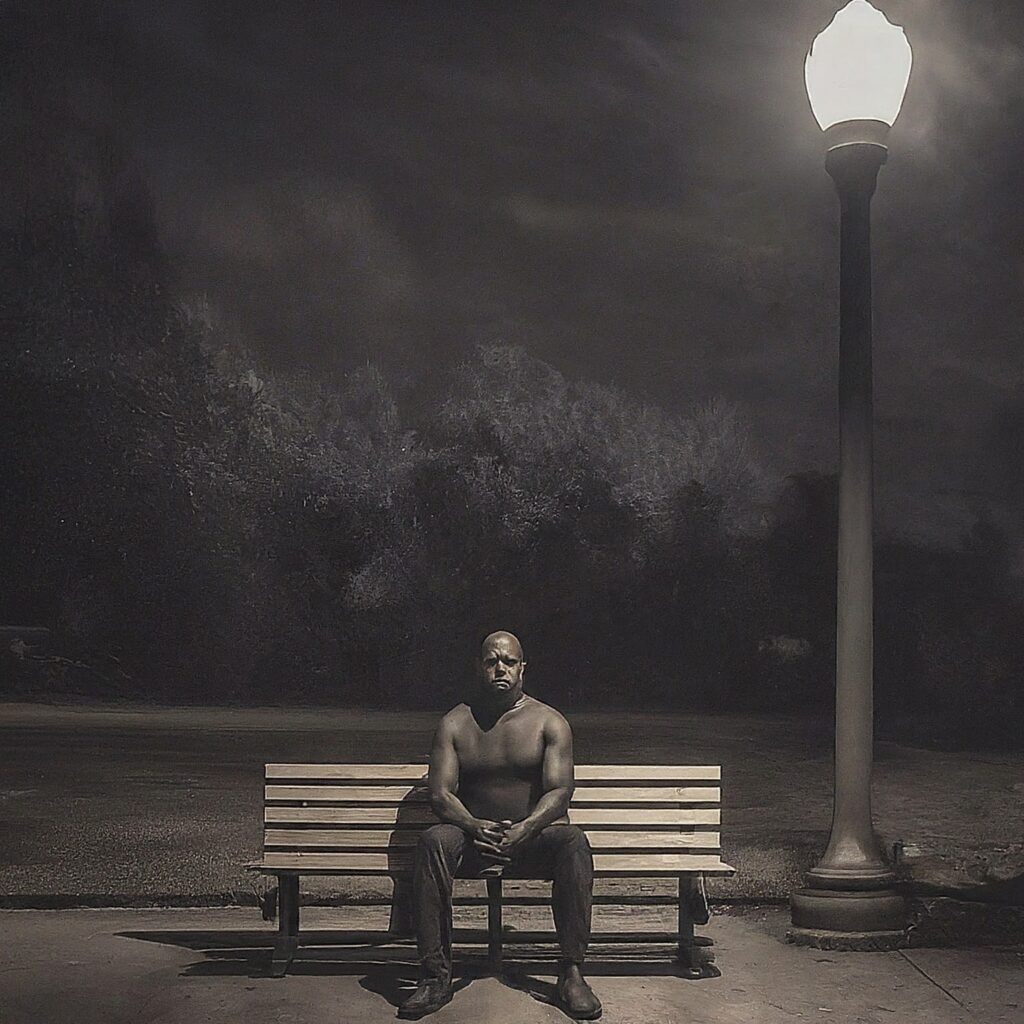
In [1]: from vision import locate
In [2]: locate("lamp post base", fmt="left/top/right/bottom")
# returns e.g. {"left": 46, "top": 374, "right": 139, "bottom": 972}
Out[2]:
{"left": 787, "top": 926, "right": 905, "bottom": 951}
{"left": 790, "top": 888, "right": 906, "bottom": 949}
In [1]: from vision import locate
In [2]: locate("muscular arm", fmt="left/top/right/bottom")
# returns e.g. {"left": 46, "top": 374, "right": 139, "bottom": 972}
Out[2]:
{"left": 426, "top": 713, "right": 477, "bottom": 831}
{"left": 519, "top": 712, "right": 575, "bottom": 837}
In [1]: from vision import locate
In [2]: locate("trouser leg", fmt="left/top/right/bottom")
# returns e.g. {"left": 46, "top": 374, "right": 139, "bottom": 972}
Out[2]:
{"left": 413, "top": 824, "right": 467, "bottom": 980}
{"left": 514, "top": 824, "right": 594, "bottom": 964}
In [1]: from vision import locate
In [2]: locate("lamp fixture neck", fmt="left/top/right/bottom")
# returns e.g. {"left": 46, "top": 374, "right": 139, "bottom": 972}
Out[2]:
{"left": 826, "top": 142, "right": 887, "bottom": 200}
{"left": 824, "top": 118, "right": 891, "bottom": 151}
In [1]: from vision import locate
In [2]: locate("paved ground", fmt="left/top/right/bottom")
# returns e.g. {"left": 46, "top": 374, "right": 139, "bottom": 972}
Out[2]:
{"left": 1, "top": 703, "right": 1022, "bottom": 904}
{"left": 1, "top": 905, "right": 1021, "bottom": 1024}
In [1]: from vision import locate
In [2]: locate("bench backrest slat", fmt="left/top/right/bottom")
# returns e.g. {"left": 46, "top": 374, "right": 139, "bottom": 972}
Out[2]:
{"left": 265, "top": 763, "right": 721, "bottom": 782}
{"left": 267, "top": 764, "right": 428, "bottom": 780}
{"left": 264, "top": 806, "right": 721, "bottom": 826}
{"left": 264, "top": 828, "right": 721, "bottom": 850}
{"left": 264, "top": 784, "right": 719, "bottom": 804}
{"left": 260, "top": 851, "right": 728, "bottom": 875}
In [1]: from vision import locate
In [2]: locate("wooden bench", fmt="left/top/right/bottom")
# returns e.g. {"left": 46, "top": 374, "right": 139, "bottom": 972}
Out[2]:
{"left": 252, "top": 763, "right": 735, "bottom": 977}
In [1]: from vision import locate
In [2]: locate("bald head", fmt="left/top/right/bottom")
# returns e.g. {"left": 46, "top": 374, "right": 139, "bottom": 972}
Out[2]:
{"left": 478, "top": 630, "right": 527, "bottom": 704}
{"left": 481, "top": 630, "right": 524, "bottom": 661}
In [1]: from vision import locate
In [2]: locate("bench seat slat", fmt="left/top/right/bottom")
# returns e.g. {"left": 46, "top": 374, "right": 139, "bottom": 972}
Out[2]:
{"left": 265, "top": 807, "right": 721, "bottom": 826}
{"left": 259, "top": 851, "right": 733, "bottom": 874}
{"left": 258, "top": 866, "right": 736, "bottom": 877}
{"left": 265, "top": 785, "right": 720, "bottom": 804}
{"left": 265, "top": 764, "right": 721, "bottom": 782}
{"left": 264, "top": 829, "right": 722, "bottom": 851}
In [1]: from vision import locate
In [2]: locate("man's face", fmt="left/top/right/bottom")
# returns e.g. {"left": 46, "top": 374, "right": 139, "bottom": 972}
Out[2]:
{"left": 479, "top": 635, "right": 525, "bottom": 700}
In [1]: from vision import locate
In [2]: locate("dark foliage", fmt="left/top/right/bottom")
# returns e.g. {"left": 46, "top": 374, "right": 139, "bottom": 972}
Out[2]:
{"left": 1, "top": 29, "right": 1021, "bottom": 749}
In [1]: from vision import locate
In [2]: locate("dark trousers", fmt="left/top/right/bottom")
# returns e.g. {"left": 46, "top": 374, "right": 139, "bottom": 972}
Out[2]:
{"left": 412, "top": 822, "right": 594, "bottom": 980}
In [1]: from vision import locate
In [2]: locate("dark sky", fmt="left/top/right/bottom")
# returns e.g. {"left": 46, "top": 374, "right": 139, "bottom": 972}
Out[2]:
{"left": 5, "top": 1, "right": 1024, "bottom": 550}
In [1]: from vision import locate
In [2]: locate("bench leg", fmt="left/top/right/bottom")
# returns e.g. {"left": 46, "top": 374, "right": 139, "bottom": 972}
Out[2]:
{"left": 270, "top": 875, "right": 300, "bottom": 978}
{"left": 677, "top": 874, "right": 696, "bottom": 967}
{"left": 486, "top": 876, "right": 503, "bottom": 970}
{"left": 677, "top": 875, "right": 719, "bottom": 978}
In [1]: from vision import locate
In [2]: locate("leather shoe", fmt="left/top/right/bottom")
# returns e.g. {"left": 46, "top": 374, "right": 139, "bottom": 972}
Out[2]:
{"left": 397, "top": 977, "right": 453, "bottom": 1019}
{"left": 557, "top": 965, "right": 602, "bottom": 1020}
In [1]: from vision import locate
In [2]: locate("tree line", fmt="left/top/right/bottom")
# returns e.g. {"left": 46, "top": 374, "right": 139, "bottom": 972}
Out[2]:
{"left": 1, "top": 64, "right": 1021, "bottom": 749}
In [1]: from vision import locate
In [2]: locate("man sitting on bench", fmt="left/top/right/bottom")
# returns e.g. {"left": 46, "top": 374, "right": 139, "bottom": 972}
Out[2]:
{"left": 399, "top": 630, "right": 602, "bottom": 1020}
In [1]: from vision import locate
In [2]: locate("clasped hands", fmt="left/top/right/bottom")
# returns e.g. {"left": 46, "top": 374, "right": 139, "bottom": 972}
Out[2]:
{"left": 470, "top": 817, "right": 535, "bottom": 865}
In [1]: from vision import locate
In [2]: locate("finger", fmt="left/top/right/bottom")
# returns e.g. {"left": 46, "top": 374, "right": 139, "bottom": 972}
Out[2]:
{"left": 477, "top": 843, "right": 512, "bottom": 860}
{"left": 476, "top": 850, "right": 511, "bottom": 865}
{"left": 473, "top": 839, "right": 504, "bottom": 856}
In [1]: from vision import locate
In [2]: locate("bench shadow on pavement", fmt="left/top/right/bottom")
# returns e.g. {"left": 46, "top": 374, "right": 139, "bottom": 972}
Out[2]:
{"left": 116, "top": 928, "right": 709, "bottom": 1009}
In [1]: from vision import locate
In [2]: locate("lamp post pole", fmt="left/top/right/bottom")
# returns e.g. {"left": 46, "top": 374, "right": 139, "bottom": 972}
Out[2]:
{"left": 820, "top": 132, "right": 890, "bottom": 890}
{"left": 790, "top": 119, "right": 905, "bottom": 948}
{"left": 791, "top": 1, "right": 912, "bottom": 947}
{"left": 819, "top": 125, "right": 892, "bottom": 888}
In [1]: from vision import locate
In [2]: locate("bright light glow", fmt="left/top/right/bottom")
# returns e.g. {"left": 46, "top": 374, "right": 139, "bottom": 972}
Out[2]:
{"left": 805, "top": 1, "right": 912, "bottom": 130}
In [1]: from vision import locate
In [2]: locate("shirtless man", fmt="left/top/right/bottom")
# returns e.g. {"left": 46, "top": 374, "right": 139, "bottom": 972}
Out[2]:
{"left": 398, "top": 631, "right": 602, "bottom": 1020}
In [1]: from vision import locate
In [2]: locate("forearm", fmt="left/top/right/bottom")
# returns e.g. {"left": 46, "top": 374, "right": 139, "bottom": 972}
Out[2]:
{"left": 521, "top": 786, "right": 572, "bottom": 835}
{"left": 430, "top": 789, "right": 483, "bottom": 832}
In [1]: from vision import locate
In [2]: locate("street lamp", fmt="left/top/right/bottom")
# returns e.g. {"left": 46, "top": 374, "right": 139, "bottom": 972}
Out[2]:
{"left": 790, "top": 1, "right": 912, "bottom": 947}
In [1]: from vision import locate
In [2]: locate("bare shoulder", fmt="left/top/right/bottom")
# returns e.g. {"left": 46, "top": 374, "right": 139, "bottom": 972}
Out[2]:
{"left": 524, "top": 696, "right": 572, "bottom": 738}
{"left": 435, "top": 703, "right": 473, "bottom": 735}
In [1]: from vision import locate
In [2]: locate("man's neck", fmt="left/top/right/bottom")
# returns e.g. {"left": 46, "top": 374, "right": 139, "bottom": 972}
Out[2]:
{"left": 472, "top": 689, "right": 528, "bottom": 723}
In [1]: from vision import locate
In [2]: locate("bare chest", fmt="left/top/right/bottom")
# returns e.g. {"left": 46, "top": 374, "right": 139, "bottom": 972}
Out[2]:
{"left": 456, "top": 714, "right": 546, "bottom": 777}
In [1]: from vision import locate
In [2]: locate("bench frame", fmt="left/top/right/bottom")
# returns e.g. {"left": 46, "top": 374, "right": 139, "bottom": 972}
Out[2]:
{"left": 253, "top": 763, "right": 735, "bottom": 978}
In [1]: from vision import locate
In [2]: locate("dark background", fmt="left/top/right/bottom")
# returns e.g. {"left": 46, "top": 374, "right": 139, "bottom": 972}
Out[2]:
{"left": 1, "top": 1, "right": 1022, "bottom": 748}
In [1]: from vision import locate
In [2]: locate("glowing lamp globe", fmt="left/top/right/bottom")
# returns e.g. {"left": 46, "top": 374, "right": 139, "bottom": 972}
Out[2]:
{"left": 805, "top": 0, "right": 912, "bottom": 131}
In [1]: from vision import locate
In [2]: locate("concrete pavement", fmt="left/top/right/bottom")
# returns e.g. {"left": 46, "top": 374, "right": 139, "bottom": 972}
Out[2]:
{"left": 1, "top": 905, "right": 1020, "bottom": 1024}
